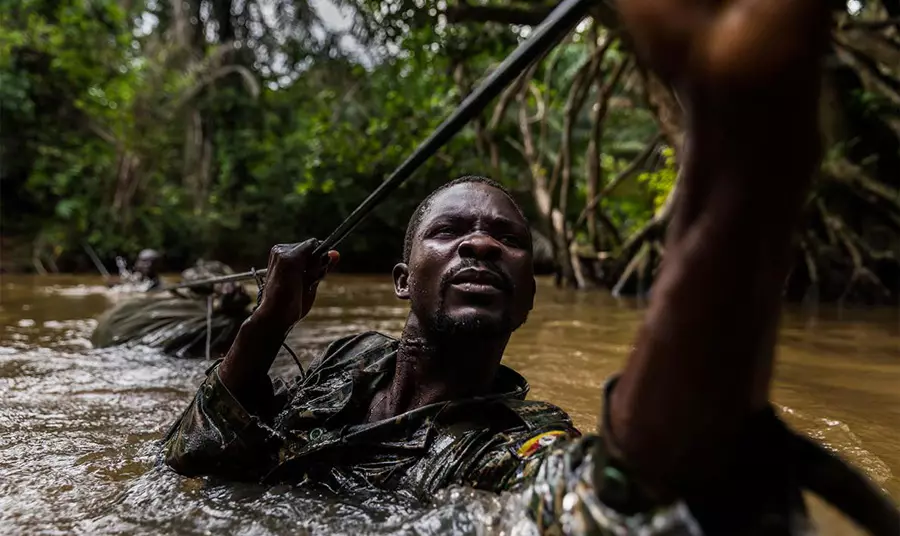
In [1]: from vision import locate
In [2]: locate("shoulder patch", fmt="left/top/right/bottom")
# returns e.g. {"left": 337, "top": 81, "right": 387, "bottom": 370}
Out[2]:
{"left": 517, "top": 430, "right": 569, "bottom": 458}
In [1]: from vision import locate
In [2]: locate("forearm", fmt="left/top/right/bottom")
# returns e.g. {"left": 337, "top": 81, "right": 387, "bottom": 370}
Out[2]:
{"left": 216, "top": 239, "right": 334, "bottom": 406}
{"left": 217, "top": 311, "right": 293, "bottom": 407}
{"left": 609, "top": 93, "right": 823, "bottom": 497}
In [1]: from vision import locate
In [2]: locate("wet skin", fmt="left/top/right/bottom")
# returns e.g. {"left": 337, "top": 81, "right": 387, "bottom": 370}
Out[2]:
{"left": 393, "top": 182, "right": 536, "bottom": 338}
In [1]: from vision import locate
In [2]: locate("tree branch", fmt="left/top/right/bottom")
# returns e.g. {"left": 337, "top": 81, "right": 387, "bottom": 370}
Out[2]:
{"left": 596, "top": 207, "right": 622, "bottom": 246}
{"left": 86, "top": 120, "right": 119, "bottom": 146}
{"left": 584, "top": 51, "right": 630, "bottom": 248}
{"left": 547, "top": 37, "right": 614, "bottom": 199}
{"left": 575, "top": 132, "right": 661, "bottom": 230}
{"left": 832, "top": 41, "right": 900, "bottom": 108}
{"left": 585, "top": 25, "right": 603, "bottom": 249}
{"left": 538, "top": 33, "right": 574, "bottom": 163}
{"left": 824, "top": 158, "right": 900, "bottom": 212}
{"left": 486, "top": 36, "right": 556, "bottom": 177}
{"left": 840, "top": 17, "right": 900, "bottom": 30}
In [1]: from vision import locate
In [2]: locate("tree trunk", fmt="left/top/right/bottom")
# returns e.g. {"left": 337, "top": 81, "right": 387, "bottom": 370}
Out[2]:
{"left": 516, "top": 79, "right": 577, "bottom": 287}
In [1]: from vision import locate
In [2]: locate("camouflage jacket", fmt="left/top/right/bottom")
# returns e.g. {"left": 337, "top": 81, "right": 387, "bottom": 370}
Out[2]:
{"left": 163, "top": 331, "right": 581, "bottom": 497}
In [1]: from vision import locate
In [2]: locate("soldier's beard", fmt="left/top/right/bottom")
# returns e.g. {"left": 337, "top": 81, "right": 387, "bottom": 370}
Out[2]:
{"left": 429, "top": 310, "right": 505, "bottom": 337}
{"left": 424, "top": 297, "right": 526, "bottom": 339}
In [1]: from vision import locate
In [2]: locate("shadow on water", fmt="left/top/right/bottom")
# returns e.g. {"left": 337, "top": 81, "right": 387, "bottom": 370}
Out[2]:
{"left": 0, "top": 274, "right": 898, "bottom": 534}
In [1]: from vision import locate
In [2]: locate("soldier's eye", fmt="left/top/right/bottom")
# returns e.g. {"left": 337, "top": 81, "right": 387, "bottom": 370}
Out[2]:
{"left": 432, "top": 226, "right": 458, "bottom": 238}
{"left": 500, "top": 235, "right": 524, "bottom": 248}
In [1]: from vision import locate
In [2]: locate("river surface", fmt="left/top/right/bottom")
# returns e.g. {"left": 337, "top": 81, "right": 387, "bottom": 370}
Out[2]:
{"left": 1, "top": 274, "right": 898, "bottom": 535}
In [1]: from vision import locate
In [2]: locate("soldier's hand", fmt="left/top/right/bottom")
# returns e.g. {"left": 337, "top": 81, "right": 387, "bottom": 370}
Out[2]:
{"left": 254, "top": 239, "right": 340, "bottom": 330}
{"left": 619, "top": 0, "right": 828, "bottom": 96}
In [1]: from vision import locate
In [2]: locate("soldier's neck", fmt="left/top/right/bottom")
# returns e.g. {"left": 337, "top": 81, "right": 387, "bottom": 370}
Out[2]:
{"left": 366, "top": 316, "right": 507, "bottom": 422}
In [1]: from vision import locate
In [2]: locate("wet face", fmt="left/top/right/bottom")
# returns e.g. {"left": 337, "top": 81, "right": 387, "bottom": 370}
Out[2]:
{"left": 393, "top": 183, "right": 535, "bottom": 338}
{"left": 134, "top": 250, "right": 161, "bottom": 277}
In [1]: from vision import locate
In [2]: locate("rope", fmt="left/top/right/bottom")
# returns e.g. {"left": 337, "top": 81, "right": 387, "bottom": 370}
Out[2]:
{"left": 282, "top": 344, "right": 305, "bottom": 382}
{"left": 153, "top": 0, "right": 592, "bottom": 294}
{"left": 205, "top": 295, "right": 213, "bottom": 360}
{"left": 252, "top": 267, "right": 265, "bottom": 311}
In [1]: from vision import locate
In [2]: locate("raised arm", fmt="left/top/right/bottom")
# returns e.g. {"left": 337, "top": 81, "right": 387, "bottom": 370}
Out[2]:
{"left": 217, "top": 239, "right": 338, "bottom": 407}
{"left": 162, "top": 239, "right": 337, "bottom": 477}
{"left": 608, "top": 0, "right": 829, "bottom": 499}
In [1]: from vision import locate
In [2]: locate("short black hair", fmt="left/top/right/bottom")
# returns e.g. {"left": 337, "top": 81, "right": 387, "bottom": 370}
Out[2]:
{"left": 402, "top": 175, "right": 529, "bottom": 263}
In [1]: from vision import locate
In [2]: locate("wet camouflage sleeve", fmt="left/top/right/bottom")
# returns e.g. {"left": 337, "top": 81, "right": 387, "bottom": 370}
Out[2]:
{"left": 521, "top": 434, "right": 702, "bottom": 535}
{"left": 454, "top": 428, "right": 577, "bottom": 493}
{"left": 162, "top": 363, "right": 282, "bottom": 480}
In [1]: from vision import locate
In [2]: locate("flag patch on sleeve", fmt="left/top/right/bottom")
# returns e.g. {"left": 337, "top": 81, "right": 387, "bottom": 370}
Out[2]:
{"left": 516, "top": 430, "right": 568, "bottom": 459}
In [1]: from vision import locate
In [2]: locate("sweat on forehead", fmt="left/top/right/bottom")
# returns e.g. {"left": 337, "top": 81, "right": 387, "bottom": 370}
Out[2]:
{"left": 402, "top": 176, "right": 529, "bottom": 263}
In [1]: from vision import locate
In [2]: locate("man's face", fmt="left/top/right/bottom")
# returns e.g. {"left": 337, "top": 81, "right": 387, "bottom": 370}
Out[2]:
{"left": 134, "top": 252, "right": 159, "bottom": 276}
{"left": 394, "top": 183, "right": 535, "bottom": 337}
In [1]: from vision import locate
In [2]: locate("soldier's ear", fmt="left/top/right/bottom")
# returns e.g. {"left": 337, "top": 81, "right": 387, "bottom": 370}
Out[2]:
{"left": 393, "top": 263, "right": 410, "bottom": 300}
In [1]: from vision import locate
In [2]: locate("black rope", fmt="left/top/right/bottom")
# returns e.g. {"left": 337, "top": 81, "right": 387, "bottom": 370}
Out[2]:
{"left": 205, "top": 295, "right": 213, "bottom": 361}
{"left": 250, "top": 267, "right": 305, "bottom": 380}
{"left": 251, "top": 267, "right": 265, "bottom": 311}
{"left": 281, "top": 344, "right": 304, "bottom": 381}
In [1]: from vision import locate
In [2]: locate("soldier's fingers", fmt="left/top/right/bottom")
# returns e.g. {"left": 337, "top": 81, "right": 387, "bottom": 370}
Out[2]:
{"left": 268, "top": 244, "right": 298, "bottom": 276}
{"left": 285, "top": 238, "right": 319, "bottom": 260}
{"left": 268, "top": 243, "right": 287, "bottom": 267}
{"left": 312, "top": 250, "right": 338, "bottom": 276}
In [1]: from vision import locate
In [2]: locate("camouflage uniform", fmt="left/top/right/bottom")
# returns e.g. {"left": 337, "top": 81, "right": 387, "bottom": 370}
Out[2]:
{"left": 163, "top": 331, "right": 580, "bottom": 495}
{"left": 92, "top": 260, "right": 252, "bottom": 358}
{"left": 163, "top": 331, "right": 898, "bottom": 534}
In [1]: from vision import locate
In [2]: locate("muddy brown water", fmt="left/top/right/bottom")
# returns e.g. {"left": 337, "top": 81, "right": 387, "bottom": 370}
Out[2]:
{"left": 1, "top": 274, "right": 898, "bottom": 535}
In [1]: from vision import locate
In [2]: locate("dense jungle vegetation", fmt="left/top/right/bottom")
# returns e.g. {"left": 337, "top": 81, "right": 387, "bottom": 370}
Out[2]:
{"left": 2, "top": 0, "right": 899, "bottom": 302}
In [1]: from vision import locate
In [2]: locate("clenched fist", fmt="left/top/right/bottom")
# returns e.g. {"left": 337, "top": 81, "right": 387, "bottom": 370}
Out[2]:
{"left": 620, "top": 0, "right": 829, "bottom": 96}
{"left": 253, "top": 239, "right": 340, "bottom": 331}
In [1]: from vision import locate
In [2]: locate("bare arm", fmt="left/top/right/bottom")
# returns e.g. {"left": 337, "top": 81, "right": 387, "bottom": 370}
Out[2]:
{"left": 217, "top": 239, "right": 338, "bottom": 406}
{"left": 608, "top": 0, "right": 829, "bottom": 499}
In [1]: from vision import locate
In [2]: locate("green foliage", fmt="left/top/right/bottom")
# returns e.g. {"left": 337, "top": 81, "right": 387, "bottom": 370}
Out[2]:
{"left": 637, "top": 146, "right": 677, "bottom": 211}
{"left": 2, "top": 0, "right": 672, "bottom": 273}
{"left": 1, "top": 0, "right": 135, "bottom": 247}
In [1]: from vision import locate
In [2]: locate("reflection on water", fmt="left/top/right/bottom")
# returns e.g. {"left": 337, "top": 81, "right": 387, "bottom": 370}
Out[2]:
{"left": 1, "top": 274, "right": 898, "bottom": 534}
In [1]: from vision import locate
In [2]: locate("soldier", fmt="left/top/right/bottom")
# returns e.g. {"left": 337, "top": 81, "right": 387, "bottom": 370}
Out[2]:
{"left": 92, "top": 260, "right": 252, "bottom": 359}
{"left": 109, "top": 249, "right": 163, "bottom": 291}
{"left": 162, "top": 0, "right": 898, "bottom": 533}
